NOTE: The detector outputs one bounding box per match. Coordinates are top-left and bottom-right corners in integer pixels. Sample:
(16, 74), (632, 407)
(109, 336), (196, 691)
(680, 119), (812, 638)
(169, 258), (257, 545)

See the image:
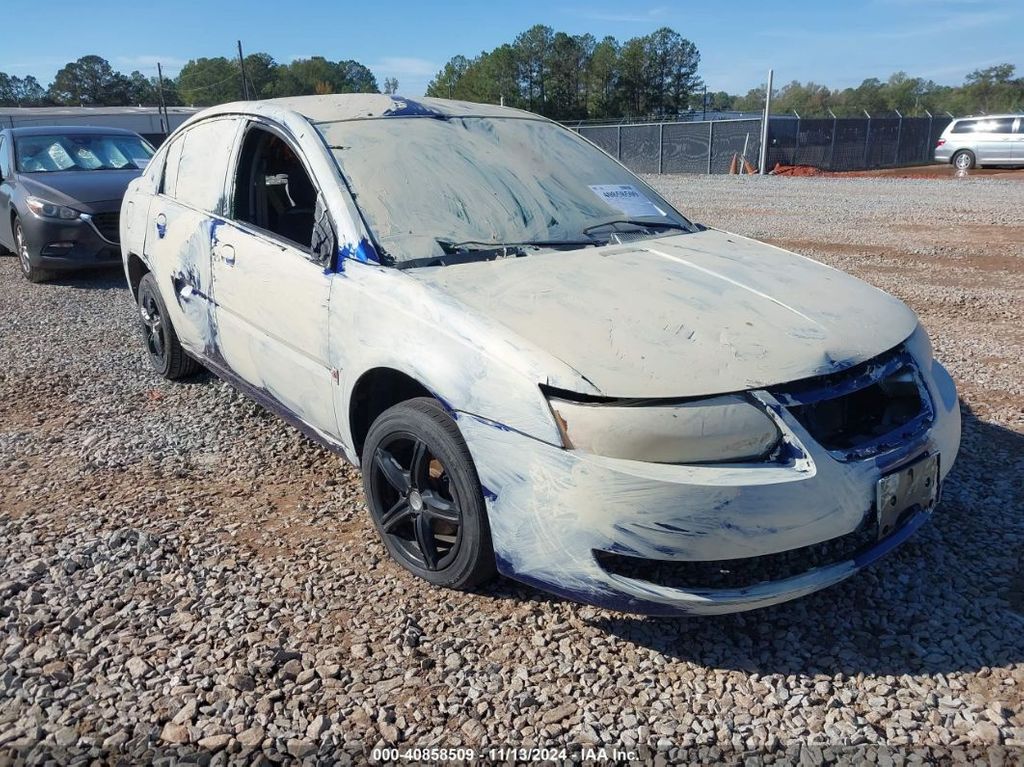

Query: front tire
(361, 397), (496, 590)
(136, 272), (200, 380)
(952, 150), (975, 170)
(15, 217), (53, 283)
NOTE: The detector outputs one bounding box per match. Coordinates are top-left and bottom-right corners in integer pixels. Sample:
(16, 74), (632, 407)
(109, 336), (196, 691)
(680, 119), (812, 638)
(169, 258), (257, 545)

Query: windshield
(15, 133), (154, 173)
(318, 116), (694, 265)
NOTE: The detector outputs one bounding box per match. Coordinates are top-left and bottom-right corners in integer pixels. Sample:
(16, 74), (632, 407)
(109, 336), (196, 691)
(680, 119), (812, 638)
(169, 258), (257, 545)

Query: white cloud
(873, 9), (1011, 38)
(571, 5), (667, 23)
(369, 57), (438, 78)
(114, 55), (188, 74)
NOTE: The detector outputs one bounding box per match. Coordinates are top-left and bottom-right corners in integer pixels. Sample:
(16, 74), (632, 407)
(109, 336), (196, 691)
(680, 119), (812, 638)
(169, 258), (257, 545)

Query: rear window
(951, 118), (1015, 134)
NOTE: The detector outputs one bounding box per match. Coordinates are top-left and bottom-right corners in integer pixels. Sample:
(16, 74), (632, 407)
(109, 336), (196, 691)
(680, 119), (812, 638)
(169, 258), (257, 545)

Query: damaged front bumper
(459, 346), (961, 616)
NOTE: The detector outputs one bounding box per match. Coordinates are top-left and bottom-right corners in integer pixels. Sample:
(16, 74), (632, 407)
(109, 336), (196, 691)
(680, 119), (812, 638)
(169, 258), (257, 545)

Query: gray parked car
(934, 114), (1024, 169)
(0, 125), (154, 282)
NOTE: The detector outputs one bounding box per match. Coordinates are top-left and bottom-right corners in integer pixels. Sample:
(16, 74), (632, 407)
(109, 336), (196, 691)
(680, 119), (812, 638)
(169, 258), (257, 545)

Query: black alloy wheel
(15, 217), (52, 283)
(362, 398), (495, 589)
(136, 272), (200, 380)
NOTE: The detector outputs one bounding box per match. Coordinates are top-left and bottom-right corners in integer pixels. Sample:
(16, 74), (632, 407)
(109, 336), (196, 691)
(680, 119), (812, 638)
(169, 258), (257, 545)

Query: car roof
(5, 125), (143, 137)
(952, 114), (1023, 121)
(196, 94), (545, 126)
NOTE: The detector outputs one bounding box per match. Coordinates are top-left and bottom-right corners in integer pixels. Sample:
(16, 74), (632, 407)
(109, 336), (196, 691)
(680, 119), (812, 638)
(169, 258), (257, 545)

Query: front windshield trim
(313, 114), (550, 128)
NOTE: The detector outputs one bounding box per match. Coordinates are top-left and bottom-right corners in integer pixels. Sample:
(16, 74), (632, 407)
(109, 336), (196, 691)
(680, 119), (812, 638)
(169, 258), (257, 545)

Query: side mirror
(311, 193), (336, 269)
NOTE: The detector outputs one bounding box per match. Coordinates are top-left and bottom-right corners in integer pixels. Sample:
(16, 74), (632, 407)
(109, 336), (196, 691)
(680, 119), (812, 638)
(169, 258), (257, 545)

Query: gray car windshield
(15, 133), (154, 173)
(318, 116), (694, 266)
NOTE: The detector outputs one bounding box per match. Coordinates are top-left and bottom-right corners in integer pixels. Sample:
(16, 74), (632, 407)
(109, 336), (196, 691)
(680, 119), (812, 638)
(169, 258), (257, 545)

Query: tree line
(425, 25), (701, 121)
(717, 65), (1024, 118)
(0, 53), (381, 109)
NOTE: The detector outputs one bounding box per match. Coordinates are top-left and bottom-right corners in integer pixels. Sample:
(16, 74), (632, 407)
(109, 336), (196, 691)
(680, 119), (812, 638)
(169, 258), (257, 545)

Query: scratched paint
(119, 94), (962, 615)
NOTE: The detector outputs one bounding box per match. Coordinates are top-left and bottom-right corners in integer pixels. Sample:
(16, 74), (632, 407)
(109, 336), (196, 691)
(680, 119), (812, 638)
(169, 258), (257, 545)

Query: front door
(0, 135), (14, 250)
(210, 121), (337, 439)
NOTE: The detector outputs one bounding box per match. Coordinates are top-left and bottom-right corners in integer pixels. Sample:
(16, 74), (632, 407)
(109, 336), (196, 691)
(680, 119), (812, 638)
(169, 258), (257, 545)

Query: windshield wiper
(582, 218), (692, 237)
(394, 239), (595, 270)
(439, 239), (596, 253)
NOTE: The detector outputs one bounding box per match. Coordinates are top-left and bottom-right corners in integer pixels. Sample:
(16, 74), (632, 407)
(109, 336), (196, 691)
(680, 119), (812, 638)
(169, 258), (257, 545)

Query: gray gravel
(1, 174), (1023, 764)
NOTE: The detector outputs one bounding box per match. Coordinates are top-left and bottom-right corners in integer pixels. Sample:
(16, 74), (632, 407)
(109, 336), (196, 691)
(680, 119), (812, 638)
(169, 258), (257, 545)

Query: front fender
(330, 262), (593, 449)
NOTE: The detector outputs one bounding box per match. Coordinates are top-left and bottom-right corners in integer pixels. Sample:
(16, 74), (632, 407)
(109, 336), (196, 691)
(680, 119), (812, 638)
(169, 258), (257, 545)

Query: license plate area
(876, 453), (939, 539)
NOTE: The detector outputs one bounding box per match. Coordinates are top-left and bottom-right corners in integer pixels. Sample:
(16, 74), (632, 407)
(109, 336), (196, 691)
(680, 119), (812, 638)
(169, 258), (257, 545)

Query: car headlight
(26, 196), (82, 220)
(547, 393), (781, 464)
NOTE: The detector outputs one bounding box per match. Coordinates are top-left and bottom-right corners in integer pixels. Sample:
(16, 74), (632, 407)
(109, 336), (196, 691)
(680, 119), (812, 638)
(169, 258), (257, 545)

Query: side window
(160, 133), (185, 197)
(229, 124), (318, 250)
(980, 118), (1015, 134)
(950, 120), (976, 134)
(1016, 119), (1024, 135)
(174, 119), (239, 213)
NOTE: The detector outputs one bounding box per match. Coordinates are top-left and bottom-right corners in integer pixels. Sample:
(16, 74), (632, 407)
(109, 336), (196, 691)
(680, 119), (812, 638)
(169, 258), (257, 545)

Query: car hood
(410, 228), (919, 398)
(19, 170), (141, 208)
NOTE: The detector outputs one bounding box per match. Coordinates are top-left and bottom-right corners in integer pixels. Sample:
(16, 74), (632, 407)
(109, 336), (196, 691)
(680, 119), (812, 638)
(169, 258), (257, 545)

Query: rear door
(209, 119), (338, 439)
(1013, 118), (1024, 162)
(974, 117), (1016, 163)
(142, 117), (240, 354)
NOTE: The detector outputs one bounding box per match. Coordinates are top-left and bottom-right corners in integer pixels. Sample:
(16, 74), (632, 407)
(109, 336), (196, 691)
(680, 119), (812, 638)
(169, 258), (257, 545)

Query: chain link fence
(765, 115), (952, 171)
(576, 119), (762, 174)
(575, 115), (952, 174)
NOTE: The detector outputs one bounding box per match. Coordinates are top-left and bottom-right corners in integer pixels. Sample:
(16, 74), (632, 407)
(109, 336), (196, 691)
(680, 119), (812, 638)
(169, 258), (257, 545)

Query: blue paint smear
(481, 486), (498, 502)
(210, 219), (225, 245)
(432, 393), (458, 417)
(156, 220), (166, 239)
(382, 98), (448, 119)
(337, 238), (380, 270)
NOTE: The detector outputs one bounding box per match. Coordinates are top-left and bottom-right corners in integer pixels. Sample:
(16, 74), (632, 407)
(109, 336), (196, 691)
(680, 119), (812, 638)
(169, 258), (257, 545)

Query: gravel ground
(1, 174), (1022, 765)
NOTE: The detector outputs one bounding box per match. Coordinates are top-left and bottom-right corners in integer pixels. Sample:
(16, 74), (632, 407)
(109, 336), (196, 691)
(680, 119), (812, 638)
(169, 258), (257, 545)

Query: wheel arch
(951, 148), (976, 166)
(126, 252), (150, 299)
(348, 366), (437, 461)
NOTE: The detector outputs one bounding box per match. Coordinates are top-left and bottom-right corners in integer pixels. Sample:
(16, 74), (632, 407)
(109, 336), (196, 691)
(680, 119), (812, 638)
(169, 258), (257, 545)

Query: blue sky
(3, 0), (1021, 97)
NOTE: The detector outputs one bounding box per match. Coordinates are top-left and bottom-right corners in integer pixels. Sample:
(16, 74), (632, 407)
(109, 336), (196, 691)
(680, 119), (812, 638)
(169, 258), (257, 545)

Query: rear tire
(136, 272), (200, 380)
(14, 217), (54, 283)
(952, 150), (975, 170)
(361, 397), (496, 590)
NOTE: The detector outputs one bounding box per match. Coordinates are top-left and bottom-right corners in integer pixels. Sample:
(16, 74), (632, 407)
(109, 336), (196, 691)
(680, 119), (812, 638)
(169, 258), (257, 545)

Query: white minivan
(934, 114), (1024, 169)
(120, 94), (961, 616)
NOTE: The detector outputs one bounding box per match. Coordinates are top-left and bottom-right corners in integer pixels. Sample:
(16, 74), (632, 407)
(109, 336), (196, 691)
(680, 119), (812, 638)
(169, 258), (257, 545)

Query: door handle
(219, 243), (236, 266)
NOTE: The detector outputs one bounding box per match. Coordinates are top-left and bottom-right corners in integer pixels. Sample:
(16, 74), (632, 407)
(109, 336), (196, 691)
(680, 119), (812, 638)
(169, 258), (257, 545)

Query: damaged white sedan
(120, 95), (961, 615)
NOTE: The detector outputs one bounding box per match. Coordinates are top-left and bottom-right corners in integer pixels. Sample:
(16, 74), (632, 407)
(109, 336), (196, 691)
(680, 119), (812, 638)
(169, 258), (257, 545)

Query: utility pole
(758, 69), (774, 174)
(156, 62), (169, 138)
(237, 40), (251, 100)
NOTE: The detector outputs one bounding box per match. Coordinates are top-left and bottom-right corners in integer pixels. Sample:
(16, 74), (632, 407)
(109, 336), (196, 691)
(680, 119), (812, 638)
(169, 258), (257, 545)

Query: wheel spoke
(375, 447), (410, 493)
(414, 514), (440, 570)
(380, 499), (413, 532)
(420, 491), (460, 525)
(408, 440), (428, 489)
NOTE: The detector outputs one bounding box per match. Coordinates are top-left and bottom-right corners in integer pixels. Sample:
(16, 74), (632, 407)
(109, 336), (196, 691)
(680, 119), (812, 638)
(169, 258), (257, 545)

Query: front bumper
(20, 209), (121, 271)
(459, 353), (961, 616)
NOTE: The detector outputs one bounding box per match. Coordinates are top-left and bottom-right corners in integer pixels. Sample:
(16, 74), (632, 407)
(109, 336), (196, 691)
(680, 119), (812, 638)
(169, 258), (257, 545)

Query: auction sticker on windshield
(589, 184), (666, 218)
